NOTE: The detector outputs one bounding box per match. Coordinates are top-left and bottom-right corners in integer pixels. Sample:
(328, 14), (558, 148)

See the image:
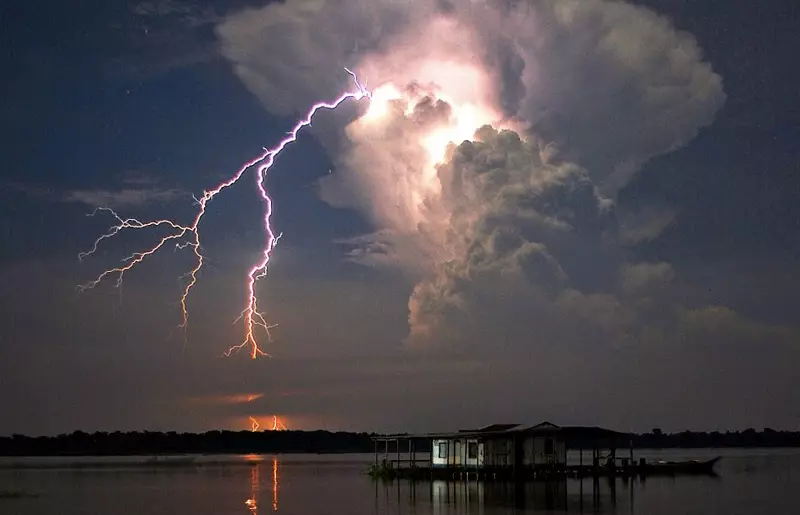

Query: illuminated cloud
(217, 0), (724, 187)
(216, 0), (732, 351)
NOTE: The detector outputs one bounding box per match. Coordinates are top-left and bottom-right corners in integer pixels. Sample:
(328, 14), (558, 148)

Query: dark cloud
(212, 2), (787, 378)
(404, 126), (621, 347)
(64, 187), (189, 208)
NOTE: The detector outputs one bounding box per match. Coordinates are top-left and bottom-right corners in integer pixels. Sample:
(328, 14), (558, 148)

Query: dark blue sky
(2, 0), (369, 264)
(1, 0), (798, 435)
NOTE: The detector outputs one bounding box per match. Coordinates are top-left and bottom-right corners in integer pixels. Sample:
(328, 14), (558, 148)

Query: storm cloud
(213, 0), (738, 354)
(216, 0), (797, 427)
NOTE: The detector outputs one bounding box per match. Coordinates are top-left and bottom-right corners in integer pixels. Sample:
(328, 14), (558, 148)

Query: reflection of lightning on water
(272, 458), (278, 512)
(242, 458), (278, 513)
(245, 462), (259, 514)
(78, 70), (370, 359)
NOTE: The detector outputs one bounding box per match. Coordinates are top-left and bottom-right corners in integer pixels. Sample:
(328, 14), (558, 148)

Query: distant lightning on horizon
(78, 69), (370, 359)
(248, 415), (286, 432)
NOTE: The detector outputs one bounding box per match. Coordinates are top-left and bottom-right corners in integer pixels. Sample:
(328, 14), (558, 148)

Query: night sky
(1, 0), (798, 436)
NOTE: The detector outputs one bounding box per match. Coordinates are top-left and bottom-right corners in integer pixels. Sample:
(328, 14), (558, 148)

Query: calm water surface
(1, 449), (798, 514)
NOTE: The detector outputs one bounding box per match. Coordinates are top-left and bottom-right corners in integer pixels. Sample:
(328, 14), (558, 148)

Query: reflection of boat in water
(143, 456), (197, 467)
(643, 456), (721, 476)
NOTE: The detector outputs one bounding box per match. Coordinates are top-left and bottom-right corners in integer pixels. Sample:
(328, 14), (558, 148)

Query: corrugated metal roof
(458, 423), (521, 433)
(371, 422), (630, 442)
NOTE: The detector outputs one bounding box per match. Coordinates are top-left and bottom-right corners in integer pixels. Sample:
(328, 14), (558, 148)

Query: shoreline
(2, 446), (800, 459)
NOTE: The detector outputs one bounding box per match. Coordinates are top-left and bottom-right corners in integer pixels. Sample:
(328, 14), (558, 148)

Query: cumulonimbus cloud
(216, 0), (732, 350)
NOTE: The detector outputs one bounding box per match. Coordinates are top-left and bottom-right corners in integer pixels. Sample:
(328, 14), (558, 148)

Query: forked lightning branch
(78, 70), (371, 359)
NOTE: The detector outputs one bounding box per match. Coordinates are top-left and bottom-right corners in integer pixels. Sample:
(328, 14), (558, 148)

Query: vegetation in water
(366, 462), (397, 479)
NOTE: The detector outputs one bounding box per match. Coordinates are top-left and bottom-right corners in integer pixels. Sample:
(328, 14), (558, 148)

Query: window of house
(438, 442), (447, 459)
(468, 442), (478, 459)
(544, 438), (554, 455)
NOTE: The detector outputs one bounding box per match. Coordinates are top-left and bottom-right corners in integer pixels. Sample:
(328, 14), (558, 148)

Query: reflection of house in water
(430, 480), (570, 511)
(375, 477), (631, 514)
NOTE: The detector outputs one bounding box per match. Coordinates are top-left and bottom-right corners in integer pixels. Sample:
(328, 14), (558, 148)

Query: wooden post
(513, 436), (519, 479)
(461, 438), (465, 471)
(464, 438), (469, 479)
(611, 447), (617, 475)
(396, 438), (400, 470)
(409, 438), (414, 468)
(430, 439), (433, 474)
(476, 440), (480, 480)
(629, 439), (634, 469)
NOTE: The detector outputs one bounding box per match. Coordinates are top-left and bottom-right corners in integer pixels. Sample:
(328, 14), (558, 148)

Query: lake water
(1, 448), (798, 514)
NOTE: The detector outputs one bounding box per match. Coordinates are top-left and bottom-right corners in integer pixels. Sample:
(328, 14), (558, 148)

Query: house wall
(431, 434), (567, 469)
(431, 438), (483, 468)
(482, 438), (513, 467)
(524, 436), (566, 466)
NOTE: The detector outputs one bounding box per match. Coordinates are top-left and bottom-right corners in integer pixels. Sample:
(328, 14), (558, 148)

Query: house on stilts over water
(370, 422), (720, 480)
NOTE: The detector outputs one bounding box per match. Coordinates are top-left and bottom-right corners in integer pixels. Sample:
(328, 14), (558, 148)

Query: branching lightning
(78, 69), (370, 359)
(270, 415), (287, 431)
(248, 415), (286, 432)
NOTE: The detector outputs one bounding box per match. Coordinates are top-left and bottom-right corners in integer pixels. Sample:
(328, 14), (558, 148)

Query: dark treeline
(631, 428), (800, 449)
(1, 428), (800, 456)
(0, 430), (374, 456)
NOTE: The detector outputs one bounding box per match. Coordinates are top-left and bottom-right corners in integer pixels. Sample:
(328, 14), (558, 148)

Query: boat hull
(641, 456), (721, 476)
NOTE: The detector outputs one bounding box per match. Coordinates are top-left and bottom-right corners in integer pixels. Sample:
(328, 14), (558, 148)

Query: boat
(643, 456), (720, 475)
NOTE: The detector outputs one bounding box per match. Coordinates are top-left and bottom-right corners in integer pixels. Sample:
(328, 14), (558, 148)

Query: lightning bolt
(248, 415), (285, 432)
(78, 69), (370, 359)
(271, 415), (287, 431)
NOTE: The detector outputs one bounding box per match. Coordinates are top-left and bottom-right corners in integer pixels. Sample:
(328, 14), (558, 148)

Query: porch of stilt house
(371, 435), (430, 471)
